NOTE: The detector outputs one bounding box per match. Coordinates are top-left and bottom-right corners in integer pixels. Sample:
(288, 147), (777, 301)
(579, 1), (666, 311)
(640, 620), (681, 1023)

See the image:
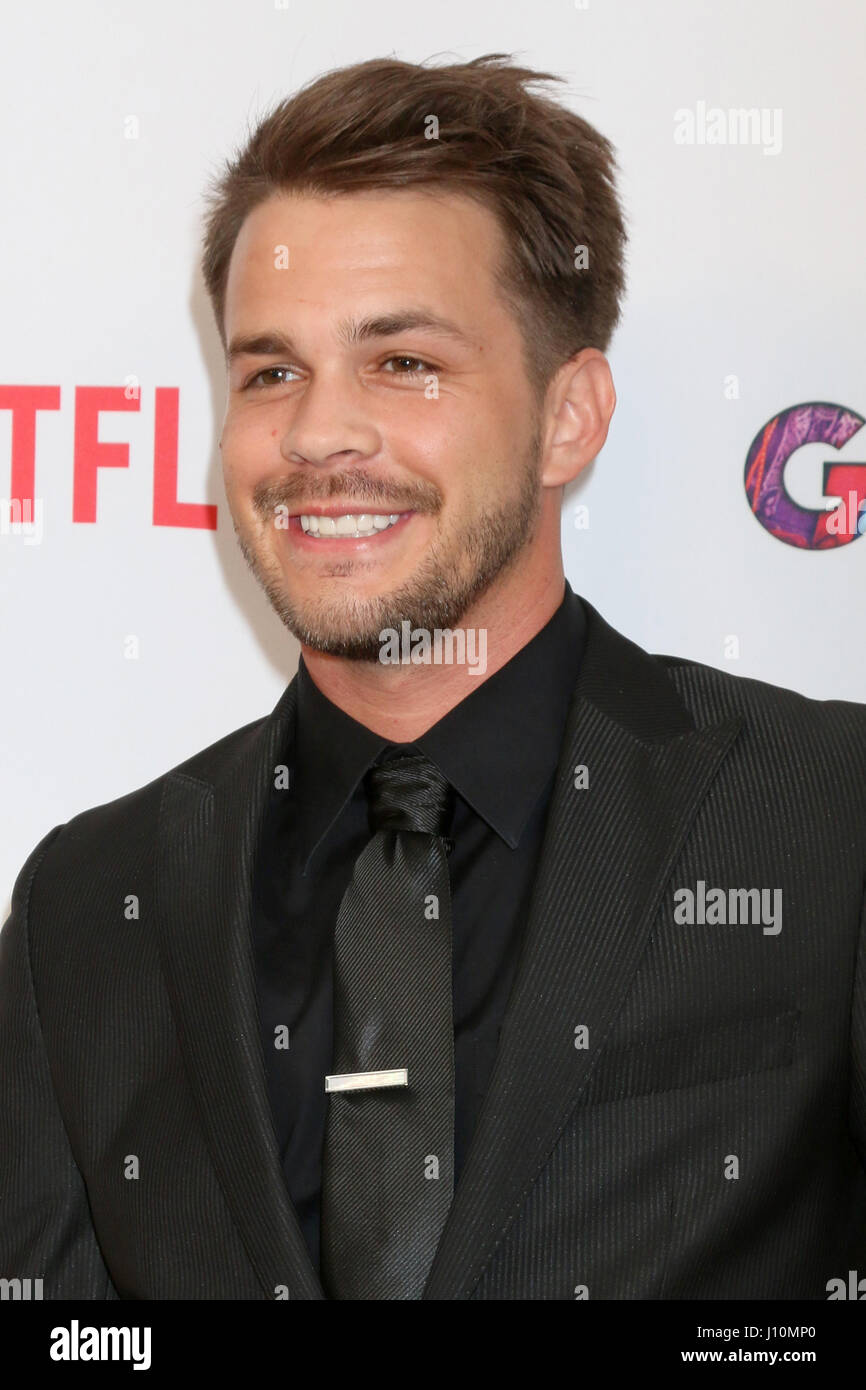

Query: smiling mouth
(295, 510), (411, 538)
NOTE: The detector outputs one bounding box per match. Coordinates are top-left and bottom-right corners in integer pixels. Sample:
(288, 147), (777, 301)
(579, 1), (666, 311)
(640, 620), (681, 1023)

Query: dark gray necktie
(320, 749), (456, 1300)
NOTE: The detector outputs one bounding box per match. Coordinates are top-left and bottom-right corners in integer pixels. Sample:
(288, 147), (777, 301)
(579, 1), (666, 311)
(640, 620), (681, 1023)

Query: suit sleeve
(0, 826), (115, 1298)
(851, 872), (866, 1174)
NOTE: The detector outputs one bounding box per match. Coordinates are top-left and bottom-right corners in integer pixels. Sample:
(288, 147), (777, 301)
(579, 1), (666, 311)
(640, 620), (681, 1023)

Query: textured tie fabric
(320, 750), (456, 1300)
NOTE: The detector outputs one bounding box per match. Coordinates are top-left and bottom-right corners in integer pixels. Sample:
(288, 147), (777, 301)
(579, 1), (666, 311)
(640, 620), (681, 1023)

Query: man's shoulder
(25, 708), (276, 877)
(654, 646), (866, 765)
(657, 644), (865, 715)
(581, 596), (866, 753)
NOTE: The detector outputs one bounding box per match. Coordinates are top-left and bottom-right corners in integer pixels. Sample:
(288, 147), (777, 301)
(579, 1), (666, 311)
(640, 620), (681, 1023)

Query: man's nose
(280, 368), (381, 468)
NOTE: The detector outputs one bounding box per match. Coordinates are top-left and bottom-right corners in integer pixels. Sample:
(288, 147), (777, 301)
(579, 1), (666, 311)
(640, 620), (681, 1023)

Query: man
(2, 53), (865, 1301)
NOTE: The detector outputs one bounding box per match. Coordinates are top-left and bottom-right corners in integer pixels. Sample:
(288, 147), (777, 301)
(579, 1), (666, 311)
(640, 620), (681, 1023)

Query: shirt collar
(292, 580), (586, 872)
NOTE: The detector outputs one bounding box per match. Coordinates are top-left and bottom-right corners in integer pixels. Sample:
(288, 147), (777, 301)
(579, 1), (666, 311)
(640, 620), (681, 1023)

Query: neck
(300, 564), (566, 742)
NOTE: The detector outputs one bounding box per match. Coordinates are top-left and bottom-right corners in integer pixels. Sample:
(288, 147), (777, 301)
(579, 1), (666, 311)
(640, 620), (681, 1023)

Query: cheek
(221, 415), (271, 487)
(400, 404), (479, 476)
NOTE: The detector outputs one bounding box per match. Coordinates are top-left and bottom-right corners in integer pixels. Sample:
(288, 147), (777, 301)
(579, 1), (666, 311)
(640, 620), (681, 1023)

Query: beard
(231, 422), (544, 661)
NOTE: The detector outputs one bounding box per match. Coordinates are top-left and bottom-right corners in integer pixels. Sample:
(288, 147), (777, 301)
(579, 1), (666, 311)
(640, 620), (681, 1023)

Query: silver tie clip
(325, 1068), (409, 1093)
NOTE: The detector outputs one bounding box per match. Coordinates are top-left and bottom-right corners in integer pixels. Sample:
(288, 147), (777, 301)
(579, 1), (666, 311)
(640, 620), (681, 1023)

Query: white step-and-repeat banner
(2, 0), (864, 906)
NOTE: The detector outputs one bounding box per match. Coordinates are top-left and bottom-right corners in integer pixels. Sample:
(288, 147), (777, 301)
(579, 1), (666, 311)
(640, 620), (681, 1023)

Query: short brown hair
(200, 52), (628, 399)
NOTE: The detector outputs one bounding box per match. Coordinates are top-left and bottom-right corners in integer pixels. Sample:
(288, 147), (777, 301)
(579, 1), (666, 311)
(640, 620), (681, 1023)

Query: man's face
(220, 187), (548, 659)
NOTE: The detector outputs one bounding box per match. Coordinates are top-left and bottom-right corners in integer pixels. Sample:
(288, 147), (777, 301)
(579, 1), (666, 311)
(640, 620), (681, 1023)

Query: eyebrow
(226, 309), (477, 364)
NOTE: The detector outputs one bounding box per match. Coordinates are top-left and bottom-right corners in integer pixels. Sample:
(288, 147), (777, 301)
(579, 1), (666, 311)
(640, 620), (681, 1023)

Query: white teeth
(299, 511), (404, 538)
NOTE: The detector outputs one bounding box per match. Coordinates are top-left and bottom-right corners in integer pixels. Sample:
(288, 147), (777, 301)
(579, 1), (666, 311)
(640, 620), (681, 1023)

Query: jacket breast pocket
(581, 1007), (801, 1105)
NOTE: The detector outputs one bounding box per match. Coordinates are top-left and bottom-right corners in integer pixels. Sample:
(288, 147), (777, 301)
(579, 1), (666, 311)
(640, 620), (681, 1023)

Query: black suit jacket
(3, 595), (866, 1299)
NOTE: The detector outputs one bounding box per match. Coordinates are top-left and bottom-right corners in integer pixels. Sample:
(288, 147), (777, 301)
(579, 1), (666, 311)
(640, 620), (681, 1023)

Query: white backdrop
(2, 0), (865, 909)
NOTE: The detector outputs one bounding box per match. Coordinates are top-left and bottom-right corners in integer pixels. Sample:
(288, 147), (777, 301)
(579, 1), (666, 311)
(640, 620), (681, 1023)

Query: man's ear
(540, 348), (616, 488)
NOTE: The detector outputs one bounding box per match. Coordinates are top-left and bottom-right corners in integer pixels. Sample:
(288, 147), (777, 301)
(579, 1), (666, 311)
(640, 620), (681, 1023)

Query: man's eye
(245, 366), (297, 389)
(380, 355), (433, 375)
(243, 357), (434, 389)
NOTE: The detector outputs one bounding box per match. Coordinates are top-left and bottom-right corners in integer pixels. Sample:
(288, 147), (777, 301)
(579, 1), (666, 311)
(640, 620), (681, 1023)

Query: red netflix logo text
(0, 385), (217, 530)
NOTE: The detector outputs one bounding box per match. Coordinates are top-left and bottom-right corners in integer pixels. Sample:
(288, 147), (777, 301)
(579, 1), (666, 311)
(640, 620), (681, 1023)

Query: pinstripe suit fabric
(2, 596), (865, 1299)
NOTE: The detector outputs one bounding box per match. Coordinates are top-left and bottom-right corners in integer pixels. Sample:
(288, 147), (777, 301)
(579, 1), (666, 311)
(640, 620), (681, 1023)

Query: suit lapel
(422, 599), (744, 1298)
(154, 679), (326, 1300)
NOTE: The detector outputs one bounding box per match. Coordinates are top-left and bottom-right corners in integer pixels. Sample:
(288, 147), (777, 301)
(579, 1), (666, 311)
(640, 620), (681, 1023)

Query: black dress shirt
(252, 579), (586, 1274)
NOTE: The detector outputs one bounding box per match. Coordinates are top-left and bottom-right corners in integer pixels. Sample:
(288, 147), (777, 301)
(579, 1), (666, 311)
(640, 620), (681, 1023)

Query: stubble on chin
(231, 425), (543, 662)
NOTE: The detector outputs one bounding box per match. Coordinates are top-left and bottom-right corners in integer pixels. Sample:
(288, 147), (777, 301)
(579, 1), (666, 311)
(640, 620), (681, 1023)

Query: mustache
(253, 468), (441, 518)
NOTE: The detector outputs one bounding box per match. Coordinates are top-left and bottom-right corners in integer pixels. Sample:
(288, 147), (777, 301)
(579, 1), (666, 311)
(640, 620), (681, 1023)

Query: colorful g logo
(745, 401), (866, 548)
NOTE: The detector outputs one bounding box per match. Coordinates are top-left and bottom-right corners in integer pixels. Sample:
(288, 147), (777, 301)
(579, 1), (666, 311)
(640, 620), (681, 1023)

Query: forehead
(222, 187), (513, 338)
